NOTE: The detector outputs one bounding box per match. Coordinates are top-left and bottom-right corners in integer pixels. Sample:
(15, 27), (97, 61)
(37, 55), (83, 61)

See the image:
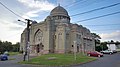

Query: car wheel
(98, 55), (101, 57)
(110, 53), (112, 54)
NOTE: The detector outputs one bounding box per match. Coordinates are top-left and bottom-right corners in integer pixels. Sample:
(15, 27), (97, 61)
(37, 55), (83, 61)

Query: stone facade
(20, 5), (95, 55)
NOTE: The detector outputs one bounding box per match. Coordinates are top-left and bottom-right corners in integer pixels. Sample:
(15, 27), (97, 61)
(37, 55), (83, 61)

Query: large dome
(50, 5), (69, 17)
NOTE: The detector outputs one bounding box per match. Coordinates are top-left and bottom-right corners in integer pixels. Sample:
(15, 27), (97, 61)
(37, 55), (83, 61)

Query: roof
(50, 5), (69, 17)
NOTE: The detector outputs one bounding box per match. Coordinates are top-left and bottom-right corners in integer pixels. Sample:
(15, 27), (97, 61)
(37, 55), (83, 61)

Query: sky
(0, 0), (120, 44)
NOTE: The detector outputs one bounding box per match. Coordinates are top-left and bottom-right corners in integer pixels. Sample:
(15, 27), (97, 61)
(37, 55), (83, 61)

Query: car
(4, 51), (9, 56)
(100, 50), (113, 54)
(0, 54), (8, 61)
(87, 51), (103, 57)
(112, 50), (117, 53)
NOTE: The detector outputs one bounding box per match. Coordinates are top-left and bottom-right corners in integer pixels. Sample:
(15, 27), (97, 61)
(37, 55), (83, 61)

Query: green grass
(9, 58), (16, 60)
(19, 53), (96, 66)
(9, 52), (19, 56)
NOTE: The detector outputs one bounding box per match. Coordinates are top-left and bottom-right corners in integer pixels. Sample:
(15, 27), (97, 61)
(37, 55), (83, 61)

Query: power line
(64, 0), (85, 8)
(71, 2), (120, 17)
(75, 11), (120, 23)
(68, 0), (105, 12)
(0, 1), (25, 19)
(91, 29), (120, 31)
(83, 23), (120, 26)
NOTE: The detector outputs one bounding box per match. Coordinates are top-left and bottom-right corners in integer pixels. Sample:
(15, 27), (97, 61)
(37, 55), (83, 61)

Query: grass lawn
(9, 52), (20, 56)
(19, 53), (96, 66)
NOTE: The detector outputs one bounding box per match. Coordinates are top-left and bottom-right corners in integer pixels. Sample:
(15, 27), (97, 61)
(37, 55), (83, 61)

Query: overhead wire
(74, 11), (120, 23)
(0, 1), (25, 20)
(0, 1), (120, 26)
(71, 2), (120, 17)
(67, 0), (105, 12)
(91, 29), (120, 31)
(83, 23), (120, 26)
(63, 0), (85, 8)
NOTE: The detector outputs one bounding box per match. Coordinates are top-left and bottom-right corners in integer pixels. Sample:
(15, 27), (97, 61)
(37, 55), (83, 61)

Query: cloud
(0, 20), (24, 44)
(13, 20), (26, 26)
(18, 0), (55, 10)
(0, 0), (55, 44)
(9, 26), (24, 30)
(26, 10), (39, 17)
(18, 0), (55, 18)
(22, 9), (40, 18)
(99, 31), (120, 41)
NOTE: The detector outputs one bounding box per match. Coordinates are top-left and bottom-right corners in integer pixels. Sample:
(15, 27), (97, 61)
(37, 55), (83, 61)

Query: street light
(18, 19), (27, 24)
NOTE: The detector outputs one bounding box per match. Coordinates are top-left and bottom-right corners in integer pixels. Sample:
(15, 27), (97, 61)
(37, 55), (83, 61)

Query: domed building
(20, 5), (95, 55)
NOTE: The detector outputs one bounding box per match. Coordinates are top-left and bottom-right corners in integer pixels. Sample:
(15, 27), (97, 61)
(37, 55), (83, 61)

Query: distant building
(107, 42), (120, 51)
(20, 5), (95, 55)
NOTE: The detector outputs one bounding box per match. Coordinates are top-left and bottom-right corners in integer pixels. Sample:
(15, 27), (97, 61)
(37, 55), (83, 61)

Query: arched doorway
(36, 43), (43, 53)
(34, 29), (43, 54)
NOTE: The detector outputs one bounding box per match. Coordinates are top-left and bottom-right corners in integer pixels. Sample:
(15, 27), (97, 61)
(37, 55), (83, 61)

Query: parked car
(100, 50), (113, 54)
(0, 54), (8, 61)
(87, 51), (103, 57)
(112, 50), (117, 53)
(4, 51), (9, 56)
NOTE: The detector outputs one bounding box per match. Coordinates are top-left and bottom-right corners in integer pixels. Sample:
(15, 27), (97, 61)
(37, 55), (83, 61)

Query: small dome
(32, 20), (37, 24)
(50, 5), (69, 17)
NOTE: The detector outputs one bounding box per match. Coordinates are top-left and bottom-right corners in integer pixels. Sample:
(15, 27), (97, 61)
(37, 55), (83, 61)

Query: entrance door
(36, 44), (40, 53)
(77, 45), (79, 52)
(36, 43), (43, 53)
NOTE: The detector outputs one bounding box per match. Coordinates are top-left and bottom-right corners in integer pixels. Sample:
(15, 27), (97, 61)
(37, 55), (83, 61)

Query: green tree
(12, 42), (20, 52)
(116, 41), (120, 45)
(0, 40), (3, 54)
(2, 41), (13, 52)
(100, 42), (108, 50)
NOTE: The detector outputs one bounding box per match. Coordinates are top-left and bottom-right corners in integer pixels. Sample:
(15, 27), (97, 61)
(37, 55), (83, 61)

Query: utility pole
(18, 19), (31, 61)
(26, 19), (30, 61)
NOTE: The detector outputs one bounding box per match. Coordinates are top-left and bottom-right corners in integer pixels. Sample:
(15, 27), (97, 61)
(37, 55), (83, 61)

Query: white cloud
(0, 0), (55, 44)
(0, 18), (25, 44)
(18, 0), (55, 18)
(26, 10), (39, 17)
(23, 9), (41, 18)
(100, 31), (120, 41)
(18, 0), (55, 10)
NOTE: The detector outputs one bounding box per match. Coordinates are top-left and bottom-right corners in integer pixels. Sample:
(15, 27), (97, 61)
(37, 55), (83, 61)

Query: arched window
(34, 29), (43, 44)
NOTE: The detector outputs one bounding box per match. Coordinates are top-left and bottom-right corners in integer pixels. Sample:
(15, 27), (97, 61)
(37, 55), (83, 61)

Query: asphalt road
(73, 52), (120, 67)
(0, 52), (120, 67)
(0, 54), (37, 67)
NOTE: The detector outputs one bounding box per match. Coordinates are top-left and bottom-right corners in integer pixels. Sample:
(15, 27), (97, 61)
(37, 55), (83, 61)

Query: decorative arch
(34, 29), (43, 45)
(34, 29), (44, 53)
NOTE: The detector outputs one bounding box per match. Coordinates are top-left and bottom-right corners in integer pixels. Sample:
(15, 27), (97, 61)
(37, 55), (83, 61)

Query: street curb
(70, 58), (98, 67)
(18, 58), (98, 67)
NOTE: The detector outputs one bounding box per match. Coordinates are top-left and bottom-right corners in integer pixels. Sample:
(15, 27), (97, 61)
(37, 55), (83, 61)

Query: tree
(12, 42), (20, 52)
(0, 40), (3, 54)
(2, 41), (13, 52)
(100, 42), (108, 50)
(111, 40), (114, 42)
(116, 41), (120, 45)
(0, 40), (21, 53)
(0, 41), (13, 53)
